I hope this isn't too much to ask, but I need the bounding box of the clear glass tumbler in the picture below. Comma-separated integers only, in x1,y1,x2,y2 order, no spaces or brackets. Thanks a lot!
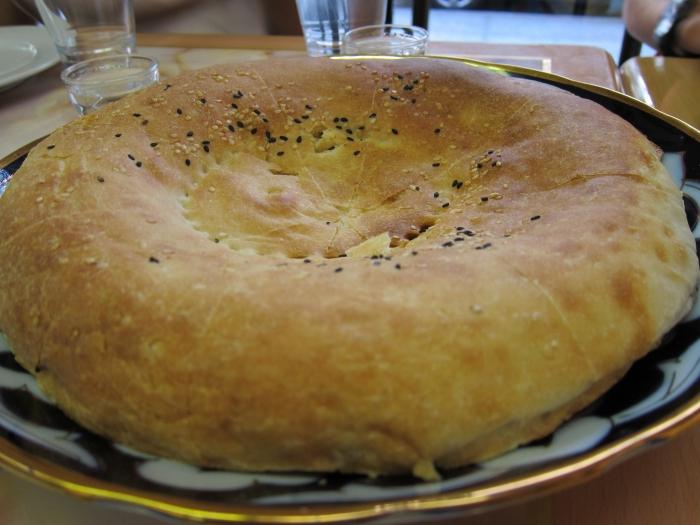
295,0,387,57
342,25,429,56
60,55,158,115
34,0,135,64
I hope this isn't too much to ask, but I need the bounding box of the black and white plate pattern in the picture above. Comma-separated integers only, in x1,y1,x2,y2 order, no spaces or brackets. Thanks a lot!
1,60,699,523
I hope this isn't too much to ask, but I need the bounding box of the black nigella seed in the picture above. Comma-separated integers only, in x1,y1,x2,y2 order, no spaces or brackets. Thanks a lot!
397,74,404,80
303,259,311,264
328,145,335,150
454,237,464,242
150,142,158,147
262,117,269,123
296,136,302,143
358,125,365,130
251,128,258,135
531,215,541,221
452,180,459,187
232,103,238,109
280,136,288,141
164,84,172,91
294,118,302,124
186,131,194,137
237,121,245,128
253,109,261,115
403,84,413,91
127,154,135,160
141,120,148,125
373,260,381,266
442,202,450,208
456,226,464,231
185,159,191,166
390,95,399,101
200,98,206,104
369,112,377,118
96,176,105,183
203,145,210,153
433,192,439,198
202,140,210,145
47,144,55,149
456,181,463,189
382,87,389,92
228,124,236,132
411,250,418,256
347,137,354,142
265,131,271,139
481,196,489,202
353,150,360,156
136,161,142,168
176,108,183,115
391,128,398,135
334,267,343,273
333,117,340,123
411,98,417,104
132,113,141,117
395,263,402,270
346,129,353,135
432,162,440,167
149,256,160,263
269,137,277,143
434,128,441,134
214,238,220,243
277,151,285,156
340,117,348,122
488,149,494,154
476,242,493,250
477,163,483,169
115,133,122,137
336,125,343,130
442,241,453,247
465,230,475,236
305,104,313,110
301,115,309,120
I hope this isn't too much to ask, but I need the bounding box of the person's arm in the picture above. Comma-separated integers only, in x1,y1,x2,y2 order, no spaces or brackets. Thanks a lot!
623,0,700,55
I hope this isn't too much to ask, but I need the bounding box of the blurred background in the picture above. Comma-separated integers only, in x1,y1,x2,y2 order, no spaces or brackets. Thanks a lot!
1,0,650,69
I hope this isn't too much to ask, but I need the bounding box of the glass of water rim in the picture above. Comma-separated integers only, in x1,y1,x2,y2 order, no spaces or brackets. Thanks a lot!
60,54,159,115
342,24,429,56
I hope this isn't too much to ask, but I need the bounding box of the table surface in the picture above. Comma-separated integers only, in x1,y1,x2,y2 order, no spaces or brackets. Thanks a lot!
0,34,698,525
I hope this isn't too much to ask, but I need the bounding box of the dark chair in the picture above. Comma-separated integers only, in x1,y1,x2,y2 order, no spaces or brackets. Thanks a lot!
619,30,643,64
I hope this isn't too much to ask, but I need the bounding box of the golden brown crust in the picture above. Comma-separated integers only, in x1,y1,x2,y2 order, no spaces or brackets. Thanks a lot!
0,57,697,477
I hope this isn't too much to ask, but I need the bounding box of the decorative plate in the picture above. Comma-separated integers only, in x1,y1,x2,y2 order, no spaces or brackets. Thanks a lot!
0,26,60,92
1,57,699,524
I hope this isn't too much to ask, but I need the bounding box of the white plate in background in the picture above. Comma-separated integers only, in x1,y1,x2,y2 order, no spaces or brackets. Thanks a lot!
0,26,60,92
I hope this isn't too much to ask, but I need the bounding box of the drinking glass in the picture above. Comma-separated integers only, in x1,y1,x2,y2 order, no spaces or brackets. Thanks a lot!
295,0,387,57
34,0,135,64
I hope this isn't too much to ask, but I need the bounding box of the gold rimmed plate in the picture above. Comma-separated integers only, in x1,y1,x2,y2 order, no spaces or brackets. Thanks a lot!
0,56,699,523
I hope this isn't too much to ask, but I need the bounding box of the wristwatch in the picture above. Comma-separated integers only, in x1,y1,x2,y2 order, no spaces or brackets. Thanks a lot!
653,0,698,56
